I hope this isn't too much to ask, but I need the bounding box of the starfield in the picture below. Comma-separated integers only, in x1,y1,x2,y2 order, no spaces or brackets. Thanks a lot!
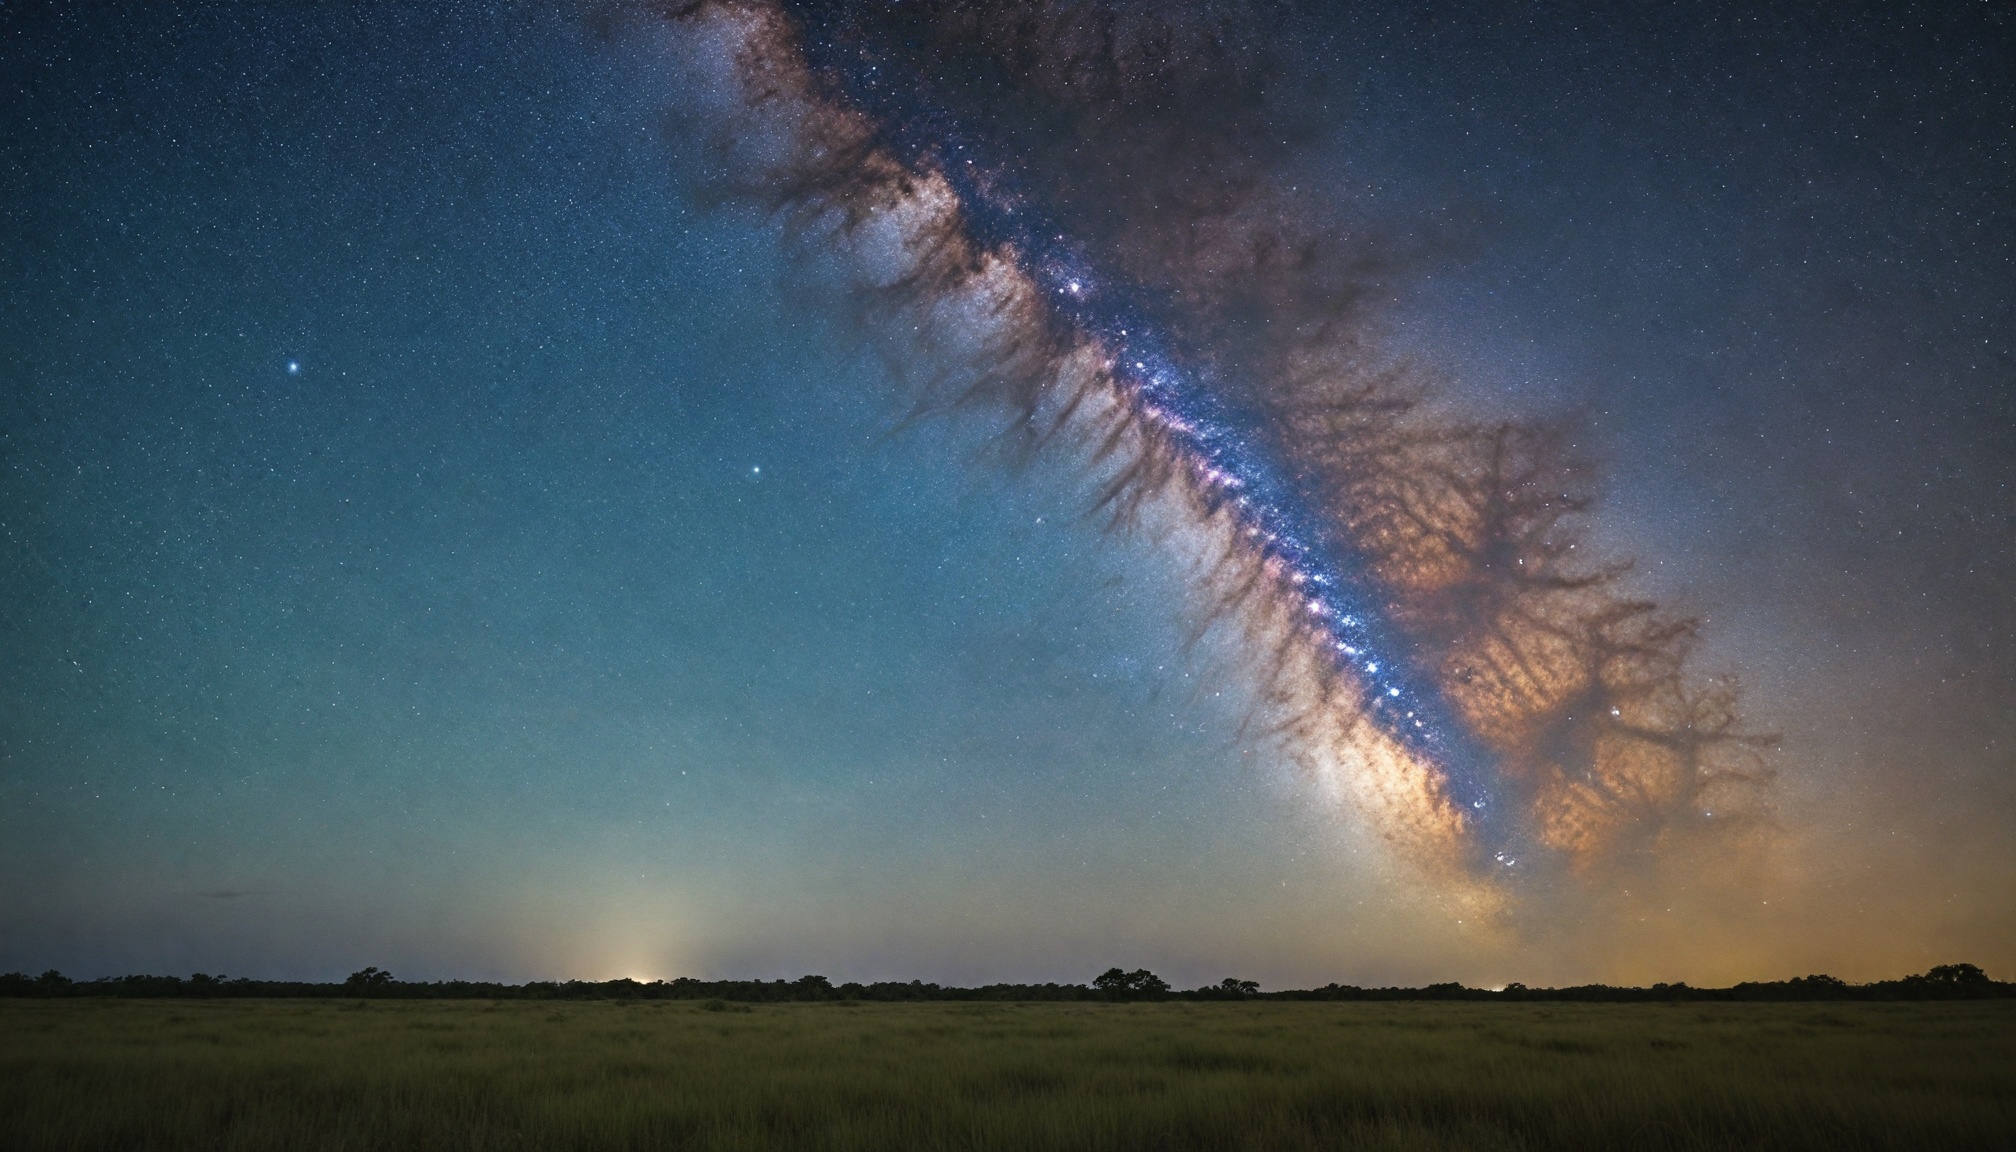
3,0,2010,1148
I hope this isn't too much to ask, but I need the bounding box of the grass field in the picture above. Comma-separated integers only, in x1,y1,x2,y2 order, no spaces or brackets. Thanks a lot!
2,998,2011,1151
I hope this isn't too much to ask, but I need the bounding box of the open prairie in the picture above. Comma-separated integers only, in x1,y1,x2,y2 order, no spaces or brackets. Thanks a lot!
2,998,2011,1150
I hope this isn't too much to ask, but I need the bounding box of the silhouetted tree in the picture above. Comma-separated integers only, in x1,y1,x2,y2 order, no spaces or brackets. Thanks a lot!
1094,968,1170,1000
1924,963,1989,987
345,967,394,992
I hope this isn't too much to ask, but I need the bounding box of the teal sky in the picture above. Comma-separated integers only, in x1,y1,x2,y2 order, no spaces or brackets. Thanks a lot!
0,4,1458,988
3,2,2010,987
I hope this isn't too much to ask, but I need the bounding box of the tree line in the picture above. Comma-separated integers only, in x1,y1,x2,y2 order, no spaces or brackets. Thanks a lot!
0,964,2004,1002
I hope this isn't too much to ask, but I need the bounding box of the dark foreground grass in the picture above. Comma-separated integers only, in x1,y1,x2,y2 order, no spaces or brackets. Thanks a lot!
2,999,2012,1151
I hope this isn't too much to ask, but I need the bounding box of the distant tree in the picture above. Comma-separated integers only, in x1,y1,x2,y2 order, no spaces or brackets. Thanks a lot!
1134,970,1169,997
1214,977,1260,998
1924,963,1989,987
345,967,394,991
1094,968,1169,1001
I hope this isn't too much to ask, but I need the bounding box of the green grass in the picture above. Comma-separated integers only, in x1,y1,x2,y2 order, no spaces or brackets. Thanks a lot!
2,999,2011,1150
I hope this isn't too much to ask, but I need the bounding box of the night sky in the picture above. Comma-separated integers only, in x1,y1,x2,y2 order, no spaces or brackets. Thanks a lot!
2,1,2009,988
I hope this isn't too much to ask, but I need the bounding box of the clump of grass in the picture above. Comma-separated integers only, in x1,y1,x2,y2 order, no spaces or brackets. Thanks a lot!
1,1000,2010,1151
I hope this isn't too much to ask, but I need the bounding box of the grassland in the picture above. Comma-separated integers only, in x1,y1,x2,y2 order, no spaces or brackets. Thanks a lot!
2,998,2011,1151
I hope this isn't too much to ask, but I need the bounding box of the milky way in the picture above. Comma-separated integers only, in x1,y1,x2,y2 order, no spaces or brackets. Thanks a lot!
653,0,1775,895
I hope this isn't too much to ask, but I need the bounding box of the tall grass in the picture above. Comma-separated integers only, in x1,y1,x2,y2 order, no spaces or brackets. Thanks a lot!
3,999,2010,1150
